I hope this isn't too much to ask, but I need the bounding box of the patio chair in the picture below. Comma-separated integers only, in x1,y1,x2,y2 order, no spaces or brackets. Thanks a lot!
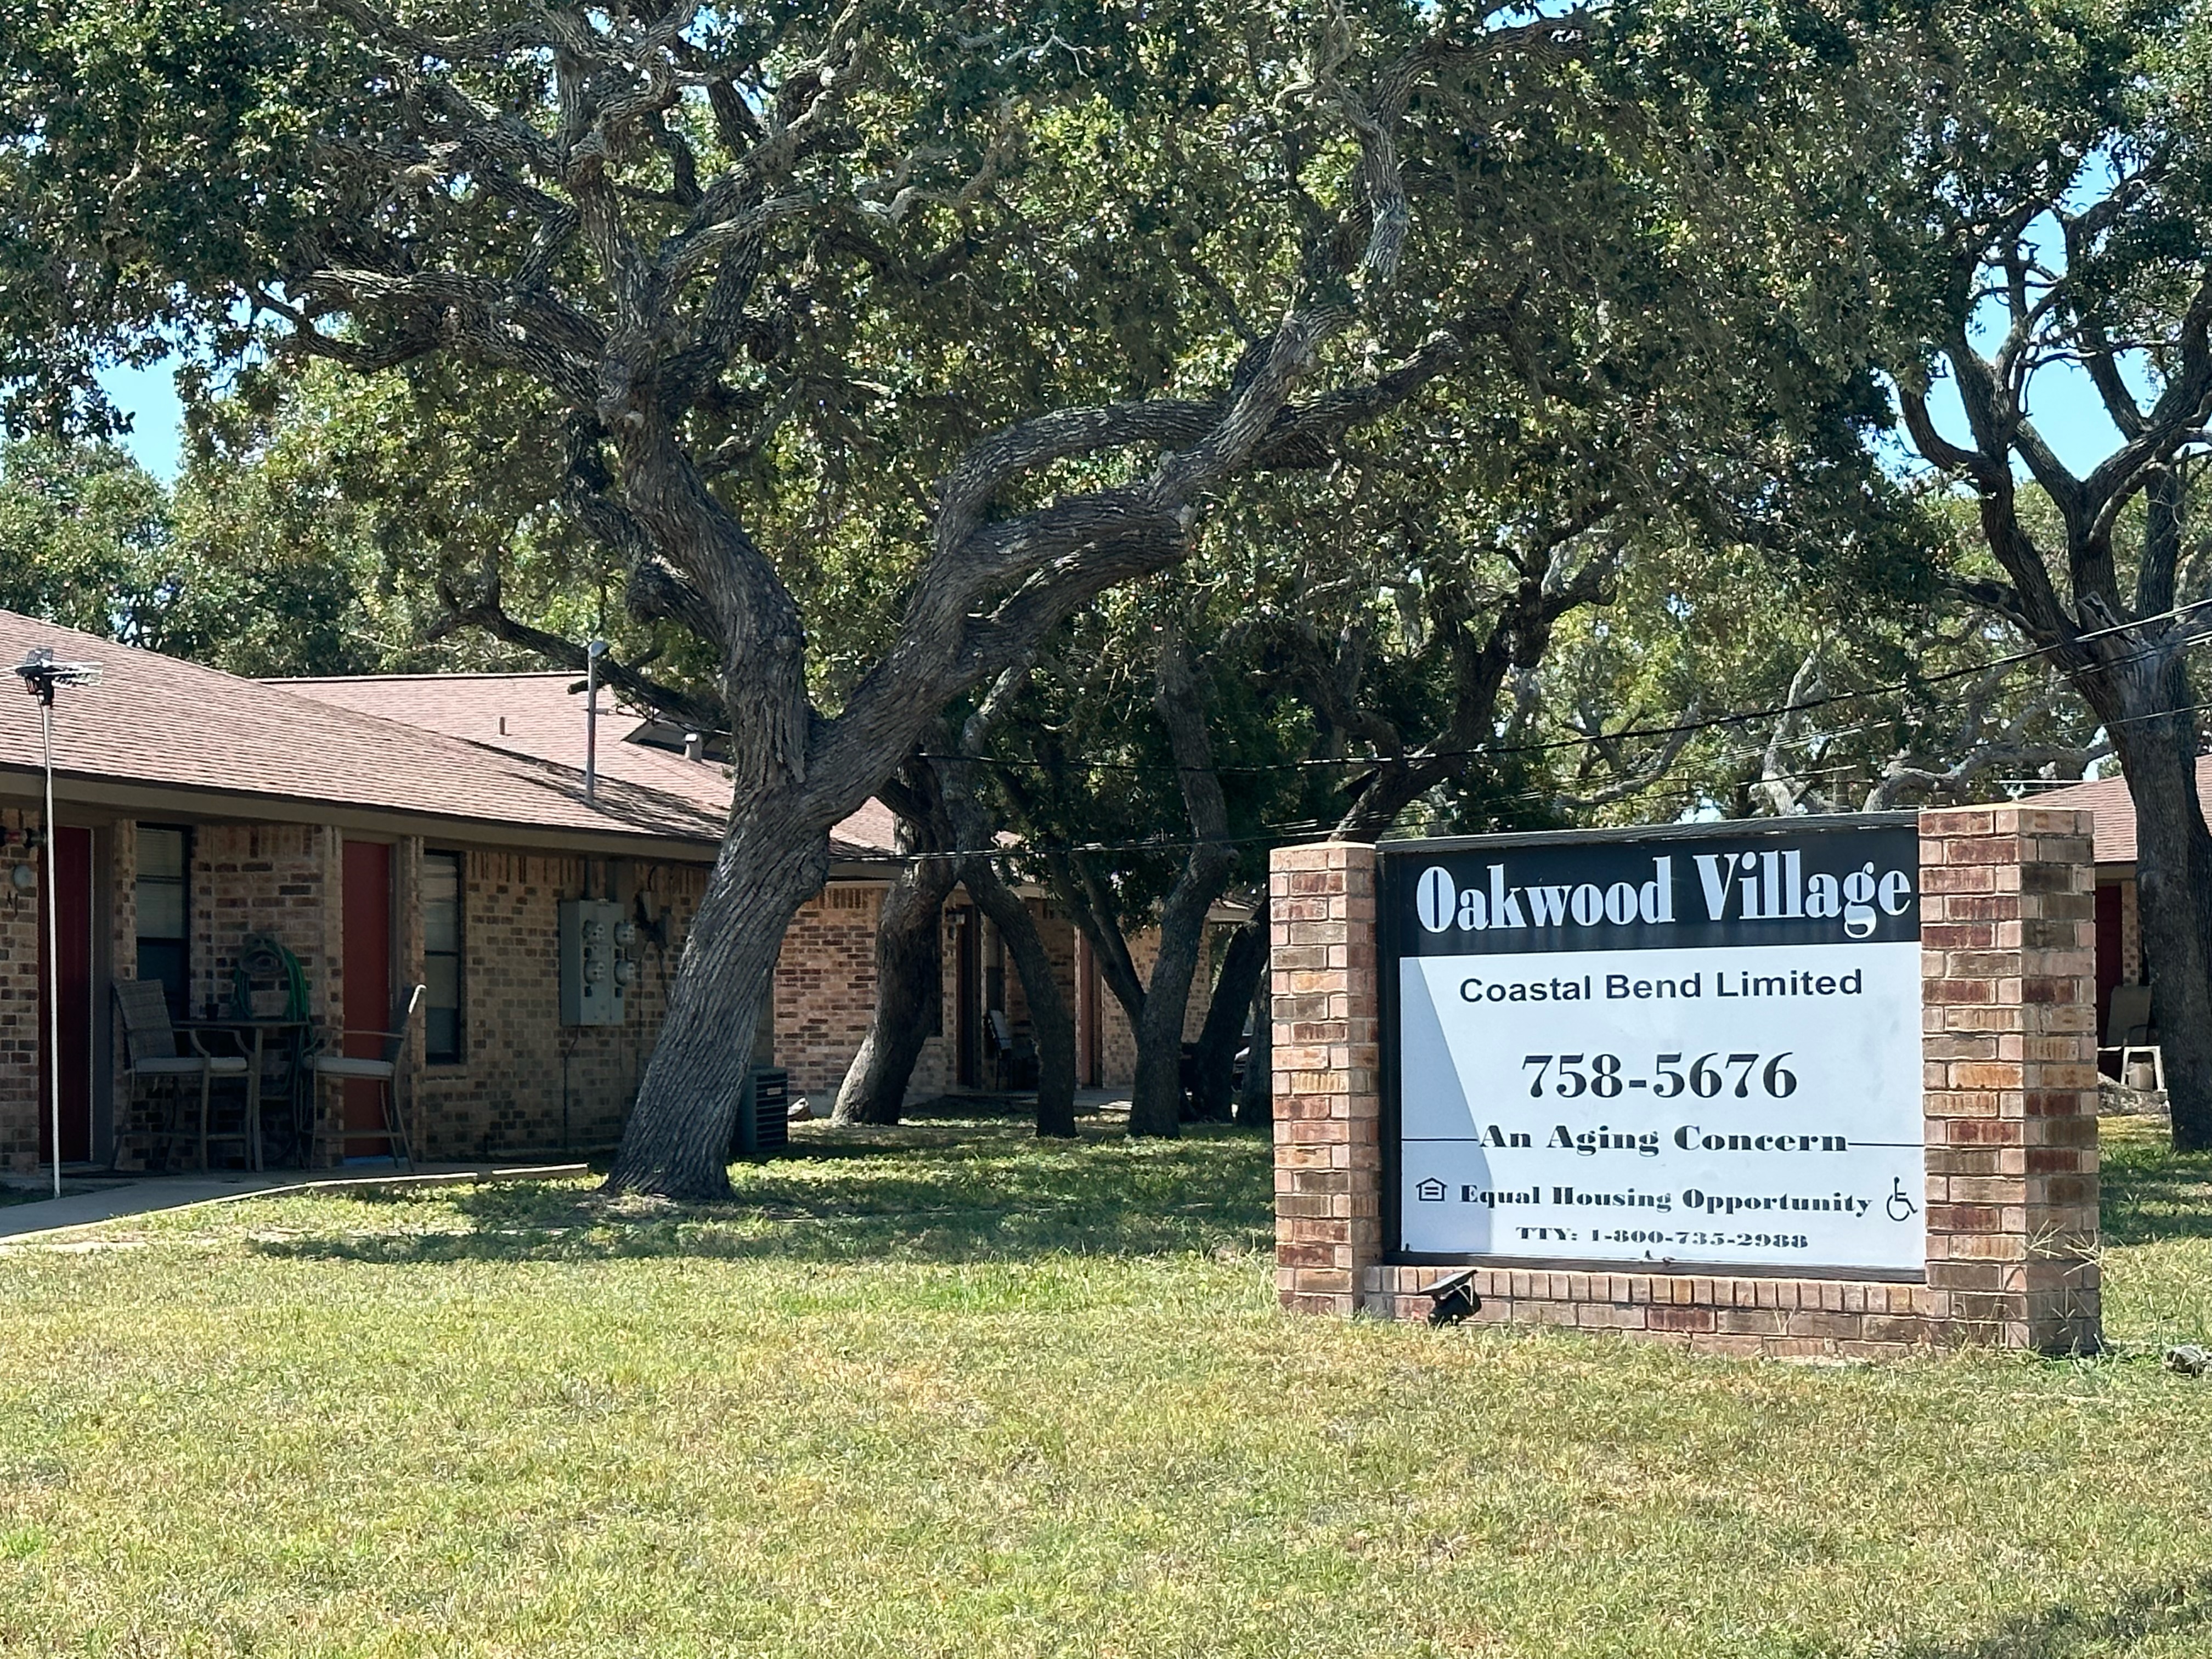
112,979,251,1172
308,983,424,1167
2099,982,2164,1092
984,1009,1037,1091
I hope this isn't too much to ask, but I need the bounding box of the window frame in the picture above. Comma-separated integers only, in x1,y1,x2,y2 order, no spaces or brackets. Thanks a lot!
422,849,465,1065
134,823,191,1020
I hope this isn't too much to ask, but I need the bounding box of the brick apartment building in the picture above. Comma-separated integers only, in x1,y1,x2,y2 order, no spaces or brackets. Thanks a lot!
0,611,1193,1176
2034,765,2196,1050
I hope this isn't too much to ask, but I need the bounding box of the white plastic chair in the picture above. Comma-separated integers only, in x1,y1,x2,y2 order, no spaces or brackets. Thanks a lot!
2099,983,2165,1092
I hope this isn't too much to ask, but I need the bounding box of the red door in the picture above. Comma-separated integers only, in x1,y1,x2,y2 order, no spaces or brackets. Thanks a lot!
2095,881,2125,1066
953,907,979,1088
36,826,94,1165
341,840,394,1156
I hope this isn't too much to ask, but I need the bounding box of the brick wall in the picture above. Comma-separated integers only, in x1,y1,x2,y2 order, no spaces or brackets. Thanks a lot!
1089,922,1233,1089
178,823,345,1166
1916,805,2100,1350
1276,809,2103,1356
775,884,889,1101
189,823,339,1025
761,881,968,1107
1,805,1183,1167
409,851,706,1159
0,808,40,1172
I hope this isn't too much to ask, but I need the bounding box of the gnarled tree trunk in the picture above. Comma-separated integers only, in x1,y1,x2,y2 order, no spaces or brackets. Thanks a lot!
2096,658,2212,1149
1188,899,1269,1119
833,850,960,1126
1235,964,1273,1128
29,0,1508,1202
1130,635,1238,1136
606,800,828,1198
1128,895,1220,1136
962,858,1079,1138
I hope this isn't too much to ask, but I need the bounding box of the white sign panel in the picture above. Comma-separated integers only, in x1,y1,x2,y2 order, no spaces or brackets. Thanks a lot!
1387,822,1925,1274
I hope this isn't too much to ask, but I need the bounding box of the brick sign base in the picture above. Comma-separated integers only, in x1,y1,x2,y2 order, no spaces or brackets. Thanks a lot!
1269,808,2101,1357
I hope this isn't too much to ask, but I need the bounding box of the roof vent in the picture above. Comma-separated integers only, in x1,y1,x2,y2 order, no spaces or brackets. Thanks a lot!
683,731,705,763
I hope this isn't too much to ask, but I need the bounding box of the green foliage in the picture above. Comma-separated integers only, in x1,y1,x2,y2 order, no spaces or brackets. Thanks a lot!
174,360,720,681
1525,518,2106,822
3,0,2149,833
0,437,173,640
989,579,1324,923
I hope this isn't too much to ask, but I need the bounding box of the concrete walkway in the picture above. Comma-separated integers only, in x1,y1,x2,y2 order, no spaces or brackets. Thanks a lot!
0,1092,1150,1243
0,1162,589,1243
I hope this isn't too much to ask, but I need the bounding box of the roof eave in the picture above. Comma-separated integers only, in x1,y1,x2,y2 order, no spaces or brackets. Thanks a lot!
0,764,725,862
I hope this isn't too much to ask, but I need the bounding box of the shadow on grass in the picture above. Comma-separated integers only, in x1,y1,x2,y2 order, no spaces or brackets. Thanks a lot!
2097,1121,2212,1248
248,1120,1277,1267
1899,1567,2212,1658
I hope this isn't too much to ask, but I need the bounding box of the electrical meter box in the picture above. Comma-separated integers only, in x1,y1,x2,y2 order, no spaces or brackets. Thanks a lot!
559,898,628,1026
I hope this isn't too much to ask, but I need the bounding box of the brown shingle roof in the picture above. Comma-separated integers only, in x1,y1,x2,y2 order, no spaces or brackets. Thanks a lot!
270,672,899,859
0,612,895,859
2030,758,2212,866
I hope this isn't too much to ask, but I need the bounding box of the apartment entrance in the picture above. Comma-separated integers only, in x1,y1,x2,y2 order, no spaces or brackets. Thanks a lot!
36,825,96,1165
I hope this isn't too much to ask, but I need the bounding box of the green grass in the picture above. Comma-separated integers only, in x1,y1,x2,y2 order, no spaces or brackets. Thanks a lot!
0,1113,2209,1657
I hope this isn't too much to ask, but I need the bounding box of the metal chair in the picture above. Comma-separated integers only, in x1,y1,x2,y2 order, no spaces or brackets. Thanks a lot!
984,1008,1037,1091
2100,982,2165,1092
309,984,424,1167
112,979,251,1172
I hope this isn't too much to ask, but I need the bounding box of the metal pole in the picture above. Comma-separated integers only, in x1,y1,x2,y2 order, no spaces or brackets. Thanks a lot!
41,700,59,1198
584,641,604,803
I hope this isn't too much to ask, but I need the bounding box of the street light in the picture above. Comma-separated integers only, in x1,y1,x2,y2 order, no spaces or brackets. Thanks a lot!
15,648,102,1198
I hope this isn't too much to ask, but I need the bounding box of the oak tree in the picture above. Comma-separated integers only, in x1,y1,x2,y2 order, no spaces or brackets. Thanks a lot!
1865,1,2212,1144
4,0,1550,1194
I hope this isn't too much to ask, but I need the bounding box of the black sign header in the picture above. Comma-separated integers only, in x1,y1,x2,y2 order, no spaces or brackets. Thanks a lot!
1384,819,1921,957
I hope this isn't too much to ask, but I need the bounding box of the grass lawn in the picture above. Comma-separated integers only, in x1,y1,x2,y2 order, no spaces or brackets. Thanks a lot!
0,1113,2209,1657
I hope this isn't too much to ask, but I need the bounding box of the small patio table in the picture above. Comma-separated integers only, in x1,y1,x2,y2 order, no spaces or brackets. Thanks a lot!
173,1018,314,1172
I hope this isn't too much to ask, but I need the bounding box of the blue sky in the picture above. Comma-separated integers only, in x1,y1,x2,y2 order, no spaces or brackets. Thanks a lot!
98,359,188,478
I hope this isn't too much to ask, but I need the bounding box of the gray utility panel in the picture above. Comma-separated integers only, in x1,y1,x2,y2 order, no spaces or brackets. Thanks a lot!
558,898,634,1026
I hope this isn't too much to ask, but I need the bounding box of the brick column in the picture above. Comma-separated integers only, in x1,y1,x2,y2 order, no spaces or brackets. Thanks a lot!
1270,842,1382,1314
0,806,43,1173
1919,806,2100,1353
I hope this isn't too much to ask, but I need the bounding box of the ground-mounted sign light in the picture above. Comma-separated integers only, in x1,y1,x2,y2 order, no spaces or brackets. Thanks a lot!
1382,815,1925,1277
15,648,103,1197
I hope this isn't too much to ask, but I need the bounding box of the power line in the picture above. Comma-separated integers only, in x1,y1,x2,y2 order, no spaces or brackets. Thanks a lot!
917,594,2212,782
870,662,2212,868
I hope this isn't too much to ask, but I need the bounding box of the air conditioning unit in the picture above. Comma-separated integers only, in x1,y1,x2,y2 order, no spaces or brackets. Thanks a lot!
731,1066,789,1157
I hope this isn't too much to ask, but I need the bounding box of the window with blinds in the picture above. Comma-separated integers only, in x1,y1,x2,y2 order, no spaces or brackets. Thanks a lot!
424,851,464,1063
136,825,190,1019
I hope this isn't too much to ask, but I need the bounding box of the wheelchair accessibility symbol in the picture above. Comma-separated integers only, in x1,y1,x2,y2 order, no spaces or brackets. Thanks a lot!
1886,1177,1918,1223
